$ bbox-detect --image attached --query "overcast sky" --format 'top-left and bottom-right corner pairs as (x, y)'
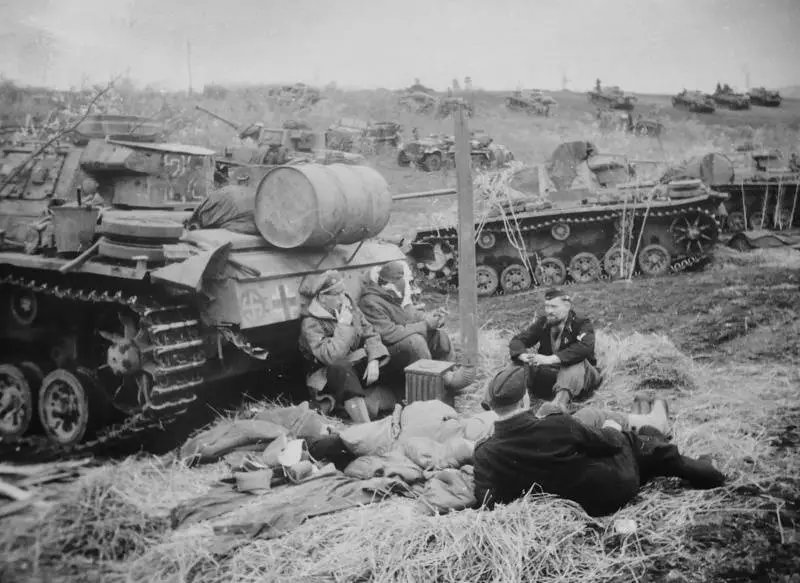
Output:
(1, 0), (798, 93)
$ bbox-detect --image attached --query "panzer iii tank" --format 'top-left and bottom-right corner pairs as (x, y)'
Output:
(406, 141), (728, 296)
(672, 90), (716, 113)
(661, 149), (800, 231)
(587, 83), (638, 111)
(748, 87), (782, 107)
(712, 84), (751, 110)
(0, 115), (406, 450)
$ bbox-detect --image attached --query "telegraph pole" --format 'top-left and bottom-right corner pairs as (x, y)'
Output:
(453, 101), (479, 368)
(187, 40), (194, 95)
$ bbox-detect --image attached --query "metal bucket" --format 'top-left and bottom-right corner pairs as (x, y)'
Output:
(51, 206), (99, 253)
(254, 163), (392, 249)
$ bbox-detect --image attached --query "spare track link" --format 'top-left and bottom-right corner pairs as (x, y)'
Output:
(0, 273), (209, 457)
(414, 204), (719, 293)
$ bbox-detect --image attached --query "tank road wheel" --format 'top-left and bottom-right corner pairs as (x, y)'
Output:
(748, 211), (767, 230)
(551, 222), (571, 241)
(775, 208), (794, 230)
(0, 364), (38, 439)
(476, 265), (500, 297)
(423, 153), (443, 172)
(670, 213), (719, 255)
(37, 368), (105, 447)
(638, 244), (672, 276)
(568, 252), (602, 283)
(534, 257), (567, 286)
(726, 212), (746, 232)
(500, 264), (533, 294)
(603, 247), (635, 279)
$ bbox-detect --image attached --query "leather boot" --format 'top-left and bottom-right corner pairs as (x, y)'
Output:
(343, 397), (371, 424)
(636, 435), (725, 488)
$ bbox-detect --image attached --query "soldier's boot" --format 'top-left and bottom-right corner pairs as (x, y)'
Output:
(343, 397), (371, 424)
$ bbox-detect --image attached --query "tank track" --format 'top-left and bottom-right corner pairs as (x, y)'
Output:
(0, 273), (210, 458)
(412, 203), (719, 293)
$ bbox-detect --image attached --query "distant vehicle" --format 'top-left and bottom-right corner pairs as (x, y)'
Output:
(712, 83), (750, 110)
(672, 90), (716, 113)
(587, 81), (638, 111)
(398, 91), (439, 114)
(267, 83), (323, 108)
(396, 130), (514, 172)
(505, 89), (557, 116)
(595, 110), (664, 138)
(325, 118), (403, 153)
(748, 87), (782, 107)
(436, 97), (475, 119)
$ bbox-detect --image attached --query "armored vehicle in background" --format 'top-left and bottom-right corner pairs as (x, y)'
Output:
(195, 106), (365, 186)
(672, 90), (716, 113)
(436, 97), (475, 119)
(596, 110), (665, 138)
(587, 83), (638, 111)
(406, 141), (728, 296)
(267, 83), (323, 108)
(505, 89), (557, 116)
(398, 91), (440, 115)
(661, 149), (800, 232)
(397, 130), (514, 172)
(712, 84), (751, 110)
(748, 87), (782, 107)
(325, 117), (403, 153)
(0, 115), (405, 451)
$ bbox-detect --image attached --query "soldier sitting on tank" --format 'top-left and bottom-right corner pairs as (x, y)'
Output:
(358, 260), (455, 379)
(298, 270), (390, 424)
(507, 288), (602, 416)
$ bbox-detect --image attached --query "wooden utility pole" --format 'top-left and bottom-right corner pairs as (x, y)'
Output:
(453, 101), (479, 368)
(187, 40), (194, 96)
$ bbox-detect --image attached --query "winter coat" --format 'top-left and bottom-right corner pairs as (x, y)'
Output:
(299, 293), (390, 391)
(508, 309), (597, 367)
(358, 281), (429, 346)
(472, 410), (640, 516)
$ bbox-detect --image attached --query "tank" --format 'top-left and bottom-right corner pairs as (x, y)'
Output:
(0, 119), (405, 452)
(672, 90), (716, 113)
(325, 118), (403, 153)
(436, 97), (475, 119)
(587, 83), (638, 111)
(595, 110), (664, 138)
(397, 131), (514, 172)
(406, 141), (729, 296)
(505, 89), (557, 116)
(398, 91), (440, 114)
(711, 84), (751, 110)
(663, 149), (800, 232)
(748, 87), (782, 108)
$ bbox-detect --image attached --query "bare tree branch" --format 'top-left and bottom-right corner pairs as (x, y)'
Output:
(0, 76), (122, 194)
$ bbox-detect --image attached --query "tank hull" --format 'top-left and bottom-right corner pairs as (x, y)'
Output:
(408, 192), (727, 295)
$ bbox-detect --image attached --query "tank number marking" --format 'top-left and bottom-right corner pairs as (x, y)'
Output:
(164, 153), (193, 178)
(240, 289), (269, 325)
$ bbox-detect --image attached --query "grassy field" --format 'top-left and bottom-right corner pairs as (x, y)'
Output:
(1, 85), (800, 582)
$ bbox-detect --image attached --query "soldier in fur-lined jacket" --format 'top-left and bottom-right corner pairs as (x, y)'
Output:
(507, 288), (602, 416)
(298, 270), (390, 424)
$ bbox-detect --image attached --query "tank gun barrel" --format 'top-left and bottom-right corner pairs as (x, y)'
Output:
(194, 105), (241, 131)
(391, 188), (457, 201)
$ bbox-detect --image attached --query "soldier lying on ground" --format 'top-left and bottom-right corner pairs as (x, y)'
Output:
(508, 288), (602, 416)
(473, 366), (726, 516)
(359, 260), (455, 377)
(298, 270), (390, 424)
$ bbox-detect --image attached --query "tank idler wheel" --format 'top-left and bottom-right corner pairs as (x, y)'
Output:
(477, 231), (496, 250)
(0, 363), (39, 439)
(638, 244), (672, 276)
(423, 153), (443, 172)
(500, 264), (533, 294)
(748, 211), (767, 231)
(726, 212), (746, 232)
(603, 247), (635, 279)
(37, 368), (107, 447)
(476, 265), (500, 297)
(671, 213), (719, 254)
(7, 288), (38, 326)
(534, 257), (567, 286)
(568, 252), (602, 283)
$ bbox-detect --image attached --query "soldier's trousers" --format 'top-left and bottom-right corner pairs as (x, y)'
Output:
(526, 360), (602, 401)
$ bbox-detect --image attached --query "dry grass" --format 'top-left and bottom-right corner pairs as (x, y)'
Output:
(0, 328), (774, 582)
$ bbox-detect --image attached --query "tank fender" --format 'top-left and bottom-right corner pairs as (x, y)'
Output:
(150, 242), (232, 292)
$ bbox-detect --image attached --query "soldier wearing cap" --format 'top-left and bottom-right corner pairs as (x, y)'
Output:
(298, 269), (390, 424)
(472, 366), (726, 516)
(358, 260), (454, 377)
(508, 288), (602, 416)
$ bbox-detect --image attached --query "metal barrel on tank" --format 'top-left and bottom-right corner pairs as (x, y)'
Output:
(683, 152), (735, 185)
(253, 163), (392, 249)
